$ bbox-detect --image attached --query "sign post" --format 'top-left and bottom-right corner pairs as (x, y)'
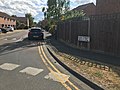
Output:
(78, 36), (90, 42)
(78, 36), (90, 49)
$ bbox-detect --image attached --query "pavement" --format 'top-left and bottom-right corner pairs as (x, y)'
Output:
(47, 37), (120, 67)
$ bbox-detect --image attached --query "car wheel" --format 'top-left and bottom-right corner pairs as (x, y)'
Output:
(28, 37), (31, 40)
(40, 37), (44, 40)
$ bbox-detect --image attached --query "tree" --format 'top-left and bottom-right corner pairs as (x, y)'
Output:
(25, 13), (34, 27)
(42, 0), (85, 34)
(36, 21), (41, 27)
(33, 22), (37, 27)
(63, 10), (85, 20)
(11, 15), (17, 17)
(42, 0), (70, 33)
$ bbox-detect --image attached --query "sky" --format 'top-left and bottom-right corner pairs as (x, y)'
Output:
(0, 0), (96, 22)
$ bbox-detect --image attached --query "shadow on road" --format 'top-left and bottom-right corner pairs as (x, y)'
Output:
(0, 38), (43, 56)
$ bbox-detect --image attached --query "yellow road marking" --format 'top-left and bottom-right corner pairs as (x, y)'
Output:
(38, 45), (72, 90)
(39, 42), (80, 90)
(38, 46), (52, 71)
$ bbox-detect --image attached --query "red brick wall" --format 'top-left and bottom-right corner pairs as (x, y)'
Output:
(0, 17), (5, 25)
(96, 0), (120, 15)
(0, 17), (16, 28)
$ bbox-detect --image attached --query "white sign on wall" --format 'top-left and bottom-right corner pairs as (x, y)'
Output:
(78, 36), (90, 42)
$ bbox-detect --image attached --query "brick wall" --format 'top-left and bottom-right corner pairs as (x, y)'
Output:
(0, 17), (5, 25)
(0, 17), (16, 28)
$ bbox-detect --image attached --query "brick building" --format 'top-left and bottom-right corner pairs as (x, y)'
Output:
(15, 17), (28, 26)
(96, 0), (120, 15)
(72, 3), (96, 16)
(0, 12), (16, 28)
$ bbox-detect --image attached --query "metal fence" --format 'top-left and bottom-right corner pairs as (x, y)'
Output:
(57, 13), (120, 56)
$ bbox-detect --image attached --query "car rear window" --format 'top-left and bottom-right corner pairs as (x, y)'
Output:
(30, 29), (41, 32)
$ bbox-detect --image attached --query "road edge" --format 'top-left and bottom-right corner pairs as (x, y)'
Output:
(46, 45), (104, 90)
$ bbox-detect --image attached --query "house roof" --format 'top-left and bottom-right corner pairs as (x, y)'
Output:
(0, 11), (16, 20)
(72, 3), (95, 11)
(72, 3), (96, 16)
(15, 17), (27, 21)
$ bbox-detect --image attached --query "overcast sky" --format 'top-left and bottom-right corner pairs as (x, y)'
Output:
(0, 0), (96, 22)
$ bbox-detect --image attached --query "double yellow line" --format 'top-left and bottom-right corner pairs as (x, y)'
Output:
(38, 42), (80, 90)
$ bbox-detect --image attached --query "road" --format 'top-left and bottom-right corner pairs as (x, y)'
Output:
(0, 30), (92, 90)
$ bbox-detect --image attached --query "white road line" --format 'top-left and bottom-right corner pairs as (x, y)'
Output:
(14, 34), (27, 42)
(0, 63), (44, 76)
(0, 63), (20, 71)
(4, 38), (7, 40)
(12, 38), (17, 41)
(14, 37), (23, 42)
(19, 67), (44, 76)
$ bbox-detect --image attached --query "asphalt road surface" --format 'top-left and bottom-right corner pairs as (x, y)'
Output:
(0, 30), (93, 90)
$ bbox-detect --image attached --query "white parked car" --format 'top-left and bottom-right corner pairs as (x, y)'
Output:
(0, 29), (2, 34)
(6, 26), (14, 32)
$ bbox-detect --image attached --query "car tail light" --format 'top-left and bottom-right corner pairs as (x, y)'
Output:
(28, 32), (32, 35)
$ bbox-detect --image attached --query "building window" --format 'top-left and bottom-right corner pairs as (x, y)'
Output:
(13, 20), (15, 22)
(4, 17), (6, 20)
(2, 24), (4, 27)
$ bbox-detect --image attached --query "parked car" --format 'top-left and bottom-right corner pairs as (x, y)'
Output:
(0, 28), (7, 33)
(0, 29), (2, 34)
(6, 26), (14, 32)
(28, 28), (44, 40)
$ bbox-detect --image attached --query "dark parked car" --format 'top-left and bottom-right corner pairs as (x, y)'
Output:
(0, 28), (7, 33)
(28, 28), (44, 40)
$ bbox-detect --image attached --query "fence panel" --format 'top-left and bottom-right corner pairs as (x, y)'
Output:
(57, 14), (120, 56)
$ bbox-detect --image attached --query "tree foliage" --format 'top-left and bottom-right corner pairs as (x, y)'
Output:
(42, 0), (84, 33)
(11, 15), (17, 17)
(42, 0), (70, 33)
(42, 0), (70, 21)
(25, 13), (34, 27)
(63, 10), (85, 20)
